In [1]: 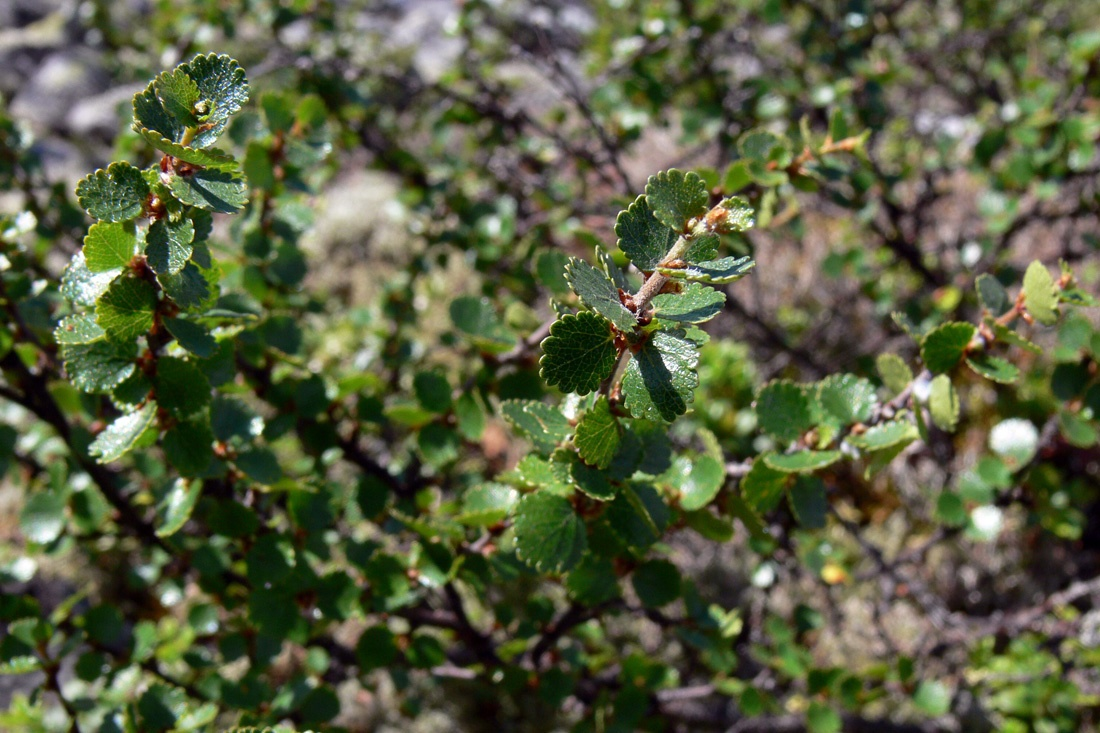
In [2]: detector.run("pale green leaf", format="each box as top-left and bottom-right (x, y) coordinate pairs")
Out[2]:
(96, 276), (157, 343)
(965, 353), (1020, 384)
(574, 397), (621, 469)
(90, 402), (157, 463)
(876, 353), (912, 395)
(677, 455), (724, 511)
(658, 255), (755, 284)
(847, 420), (919, 452)
(155, 478), (204, 536)
(615, 194), (678, 270)
(816, 373), (877, 427)
(645, 169), (710, 232)
(928, 374), (959, 432)
(83, 221), (138, 272)
(62, 251), (121, 307)
(21, 492), (66, 544)
(75, 162), (149, 222)
(764, 450), (842, 473)
(456, 484), (518, 526)
(1022, 260), (1058, 325)
(54, 314), (106, 345)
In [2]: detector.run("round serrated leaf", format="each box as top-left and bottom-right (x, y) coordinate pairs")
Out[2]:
(457, 484), (518, 526)
(539, 312), (617, 396)
(500, 400), (572, 452)
(658, 256), (755, 284)
(928, 374), (959, 432)
(740, 457), (789, 513)
(965, 354), (1019, 384)
(83, 221), (138, 272)
(920, 322), (976, 373)
(1022, 260), (1058, 325)
(622, 330), (699, 422)
(574, 397), (621, 469)
(650, 283), (726, 324)
(76, 162), (149, 222)
(163, 318), (216, 358)
(169, 168), (249, 214)
(645, 169), (710, 232)
(569, 454), (617, 500)
(565, 257), (637, 332)
(764, 450), (842, 474)
(615, 195), (678, 270)
(162, 420), (214, 477)
(62, 251), (120, 306)
(145, 217), (195, 275)
(60, 339), (136, 393)
(817, 373), (877, 426)
(89, 402), (157, 463)
(180, 53), (250, 148)
(513, 493), (587, 574)
(755, 380), (816, 443)
(96, 275), (157, 343)
(154, 356), (211, 418)
(605, 483), (668, 550)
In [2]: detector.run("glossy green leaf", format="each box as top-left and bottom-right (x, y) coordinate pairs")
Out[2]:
(62, 251), (120, 306)
(21, 491), (66, 544)
(154, 356), (211, 418)
(650, 283), (726, 324)
(875, 353), (912, 395)
(83, 221), (138, 272)
(1022, 260), (1058, 325)
(764, 450), (842, 473)
(54, 314), (106, 345)
(96, 276), (157, 343)
(145, 217), (195, 275)
(621, 330), (699, 422)
(574, 397), (621, 469)
(817, 373), (877, 426)
(645, 169), (710, 232)
(513, 493), (587, 574)
(159, 263), (216, 310)
(975, 273), (1009, 315)
(539, 312), (618, 395)
(457, 484), (518, 526)
(988, 321), (1041, 354)
(162, 420), (214, 477)
(847, 420), (919, 452)
(565, 257), (637, 331)
(155, 478), (203, 537)
(500, 400), (572, 452)
(60, 339), (136, 393)
(75, 162), (149, 222)
(632, 559), (681, 607)
(965, 354), (1020, 384)
(511, 454), (574, 496)
(154, 67), (202, 126)
(605, 483), (668, 550)
(1059, 410), (1098, 448)
(569, 453), (617, 500)
(163, 317), (216, 358)
(135, 126), (236, 166)
(740, 457), (789, 513)
(755, 380), (816, 443)
(676, 454), (724, 511)
(180, 53), (250, 148)
(928, 374), (959, 432)
(658, 255), (755, 284)
(615, 194), (678, 270)
(89, 402), (157, 463)
(920, 322), (975, 373)
(169, 168), (248, 214)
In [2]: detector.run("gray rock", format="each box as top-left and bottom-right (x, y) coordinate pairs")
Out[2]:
(10, 49), (110, 131)
(66, 82), (144, 139)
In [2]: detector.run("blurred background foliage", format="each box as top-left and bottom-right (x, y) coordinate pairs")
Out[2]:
(1, 0), (1099, 731)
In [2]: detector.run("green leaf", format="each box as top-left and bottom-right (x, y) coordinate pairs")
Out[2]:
(356, 626), (400, 672)
(169, 168), (248, 214)
(235, 446), (282, 485)
(764, 450), (842, 473)
(96, 276), (157, 343)
(159, 263), (216, 310)
(755, 380), (816, 443)
(650, 283), (726, 324)
(976, 273), (1009, 315)
(180, 53), (250, 149)
(162, 420), (214, 477)
(60, 339), (136, 393)
(135, 126), (237, 166)
(75, 162), (149, 222)
(417, 423), (460, 468)
(658, 255), (755, 284)
(621, 330), (699, 422)
(0, 656), (42, 675)
(788, 477), (827, 529)
(912, 680), (951, 716)
(145, 217), (195, 275)
(596, 248), (635, 291)
(806, 700), (842, 733)
(155, 478), (203, 537)
(605, 483), (668, 551)
(875, 353), (912, 395)
(454, 392), (486, 441)
(565, 257), (637, 331)
(539, 312), (618, 395)
(513, 493), (587, 574)
(163, 317), (216, 358)
(740, 457), (789, 513)
(21, 491), (66, 544)
(632, 559), (681, 607)
(153, 357), (210, 418)
(62, 251), (120, 306)
(569, 453), (617, 500)
(456, 484), (518, 526)
(847, 420), (918, 452)
(816, 373), (877, 427)
(510, 454), (574, 496)
(920, 322), (976, 373)
(615, 195), (678, 270)
(683, 508), (734, 541)
(413, 371), (453, 413)
(645, 169), (710, 232)
(133, 83), (185, 145)
(1059, 410), (1098, 448)
(574, 397), (621, 469)
(965, 353), (1020, 384)
(449, 295), (516, 350)
(54, 314), (106, 345)
(683, 232), (720, 263)
(153, 68), (202, 126)
(90, 402), (157, 463)
(676, 455), (724, 511)
(928, 374), (959, 432)
(83, 221), (138, 272)
(988, 320), (1041, 353)
(566, 556), (621, 604)
(707, 196), (755, 233)
(500, 400), (572, 452)
(1022, 260), (1058, 325)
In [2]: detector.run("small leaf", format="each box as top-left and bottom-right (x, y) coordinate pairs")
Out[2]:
(847, 420), (919, 452)
(565, 257), (637, 332)
(83, 221), (138, 272)
(159, 263), (216, 311)
(413, 371), (453, 413)
(21, 491), (66, 544)
(621, 330), (699, 422)
(645, 169), (710, 232)
(235, 446), (282, 485)
(0, 656), (41, 675)
(566, 557), (621, 604)
(928, 374), (959, 432)
(632, 559), (681, 607)
(605, 483), (668, 550)
(574, 397), (621, 469)
(988, 321), (1041, 353)
(456, 484), (518, 526)
(62, 251), (120, 306)
(764, 450), (842, 473)
(740, 457), (789, 513)
(683, 232), (720, 263)
(153, 357), (211, 418)
(96, 276), (157, 343)
(145, 217), (195, 275)
(169, 168), (249, 214)
(912, 680), (951, 716)
(153, 68), (202, 126)
(76, 162), (149, 222)
(60, 339), (136, 393)
(755, 380), (816, 443)
(163, 318), (216, 358)
(569, 453), (617, 500)
(449, 295), (516, 350)
(975, 273), (1009, 315)
(658, 255), (755, 284)
(134, 126), (237, 166)
(454, 392), (486, 441)
(920, 322), (976, 373)
(500, 400), (572, 452)
(513, 493), (587, 574)
(677, 455), (724, 511)
(788, 477), (827, 529)
(155, 478), (203, 537)
(875, 353), (912, 395)
(1022, 260), (1058, 325)
(596, 247), (634, 291)
(965, 353), (1020, 384)
(1059, 410), (1098, 448)
(90, 402), (157, 463)
(162, 420), (214, 477)
(615, 195), (678, 270)
(179, 53), (251, 148)
(539, 312), (618, 395)
(650, 283), (726, 324)
(989, 418), (1039, 470)
(816, 373), (877, 427)
(54, 314), (106, 345)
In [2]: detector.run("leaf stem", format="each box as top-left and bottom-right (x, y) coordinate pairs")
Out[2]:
(631, 234), (693, 314)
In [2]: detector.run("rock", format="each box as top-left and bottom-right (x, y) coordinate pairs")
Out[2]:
(66, 83), (145, 139)
(10, 49), (110, 131)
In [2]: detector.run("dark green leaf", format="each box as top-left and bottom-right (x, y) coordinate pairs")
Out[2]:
(683, 232), (720, 263)
(356, 626), (400, 671)
(574, 397), (622, 469)
(631, 559), (681, 607)
(154, 357), (210, 418)
(976, 273), (1009, 315)
(615, 195), (679, 270)
(135, 126), (237, 166)
(740, 457), (789, 513)
(145, 217), (195, 275)
(568, 453), (617, 500)
(788, 477), (827, 529)
(605, 483), (668, 551)
(650, 283), (726, 324)
(162, 420), (214, 477)
(565, 257), (637, 331)
(817, 373), (877, 427)
(163, 318), (216, 358)
(83, 221), (138, 272)
(658, 256), (755, 284)
(454, 392), (486, 441)
(96, 275), (157, 343)
(965, 354), (1020, 384)
(539, 312), (618, 395)
(536, 249), (571, 295)
(920, 322), (976, 373)
(513, 493), (587, 574)
(90, 402), (157, 463)
(417, 423), (460, 468)
(645, 169), (710, 232)
(180, 53), (250, 148)
(75, 162), (149, 222)
(169, 168), (248, 214)
(500, 400), (572, 452)
(235, 446), (282, 485)
(622, 330), (699, 422)
(755, 380), (816, 443)
(413, 371), (453, 413)
(566, 556), (621, 604)
(159, 263), (216, 311)
(153, 68), (201, 126)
